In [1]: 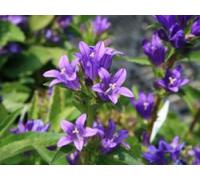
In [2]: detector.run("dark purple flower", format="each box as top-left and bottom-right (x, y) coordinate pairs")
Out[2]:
(131, 92), (154, 120)
(92, 16), (111, 36)
(143, 136), (184, 165)
(94, 119), (130, 153)
(191, 18), (200, 36)
(92, 68), (133, 104)
(10, 119), (50, 134)
(57, 15), (72, 29)
(44, 29), (60, 43)
(0, 15), (27, 25)
(66, 151), (79, 165)
(189, 147), (200, 165)
(43, 55), (80, 90)
(169, 23), (186, 48)
(143, 33), (167, 66)
(177, 15), (192, 28)
(155, 65), (189, 93)
(155, 15), (177, 30)
(6, 42), (22, 54)
(57, 114), (97, 151)
(155, 15), (187, 48)
(76, 41), (122, 80)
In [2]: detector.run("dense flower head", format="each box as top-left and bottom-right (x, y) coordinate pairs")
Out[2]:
(191, 18), (200, 36)
(0, 15), (27, 25)
(92, 68), (133, 104)
(143, 33), (167, 66)
(76, 41), (122, 80)
(131, 92), (154, 120)
(57, 15), (72, 29)
(189, 147), (200, 165)
(92, 16), (111, 36)
(57, 114), (97, 151)
(155, 15), (187, 48)
(143, 136), (185, 165)
(10, 119), (50, 134)
(93, 119), (130, 153)
(155, 65), (189, 93)
(43, 55), (80, 90)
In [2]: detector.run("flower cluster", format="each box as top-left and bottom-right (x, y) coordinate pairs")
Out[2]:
(10, 120), (50, 134)
(143, 136), (185, 165)
(57, 114), (129, 164)
(44, 41), (133, 104)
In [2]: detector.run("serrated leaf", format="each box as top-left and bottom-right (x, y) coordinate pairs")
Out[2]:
(0, 21), (25, 46)
(29, 15), (54, 31)
(0, 132), (62, 163)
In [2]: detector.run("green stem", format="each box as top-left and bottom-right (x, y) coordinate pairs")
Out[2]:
(188, 108), (200, 135)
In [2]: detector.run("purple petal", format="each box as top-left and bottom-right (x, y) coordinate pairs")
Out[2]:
(43, 70), (60, 78)
(180, 78), (189, 86)
(84, 127), (97, 137)
(98, 68), (110, 81)
(74, 138), (84, 151)
(49, 79), (62, 87)
(79, 41), (90, 57)
(60, 120), (74, 133)
(108, 94), (119, 104)
(75, 114), (87, 128)
(112, 68), (127, 86)
(94, 41), (106, 61)
(92, 83), (103, 93)
(119, 87), (133, 97)
(59, 55), (69, 69)
(57, 136), (72, 147)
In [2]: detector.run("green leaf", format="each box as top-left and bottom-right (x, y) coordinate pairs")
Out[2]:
(28, 91), (39, 119)
(47, 86), (80, 132)
(0, 103), (8, 125)
(188, 50), (200, 62)
(125, 57), (151, 65)
(0, 132), (62, 163)
(0, 82), (30, 111)
(181, 86), (200, 114)
(2, 46), (66, 78)
(29, 16), (54, 31)
(0, 21), (25, 46)
(0, 108), (22, 137)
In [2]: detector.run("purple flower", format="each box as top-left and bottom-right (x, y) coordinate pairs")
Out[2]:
(10, 120), (50, 134)
(6, 42), (22, 54)
(143, 136), (184, 165)
(189, 147), (200, 165)
(66, 151), (79, 165)
(155, 15), (187, 48)
(155, 65), (189, 93)
(92, 68), (133, 104)
(92, 16), (111, 36)
(44, 29), (60, 43)
(191, 18), (200, 36)
(43, 55), (80, 90)
(169, 23), (186, 48)
(94, 119), (130, 153)
(131, 92), (154, 120)
(76, 41), (122, 80)
(57, 114), (97, 151)
(0, 15), (27, 25)
(143, 33), (167, 66)
(57, 15), (72, 29)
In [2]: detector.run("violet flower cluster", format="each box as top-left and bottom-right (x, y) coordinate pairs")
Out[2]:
(143, 136), (185, 165)
(44, 40), (133, 105)
(10, 119), (50, 134)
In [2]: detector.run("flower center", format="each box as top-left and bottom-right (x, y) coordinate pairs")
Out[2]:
(72, 127), (79, 134)
(169, 76), (176, 85)
(143, 102), (149, 110)
(61, 68), (66, 74)
(89, 52), (95, 58)
(105, 83), (116, 94)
